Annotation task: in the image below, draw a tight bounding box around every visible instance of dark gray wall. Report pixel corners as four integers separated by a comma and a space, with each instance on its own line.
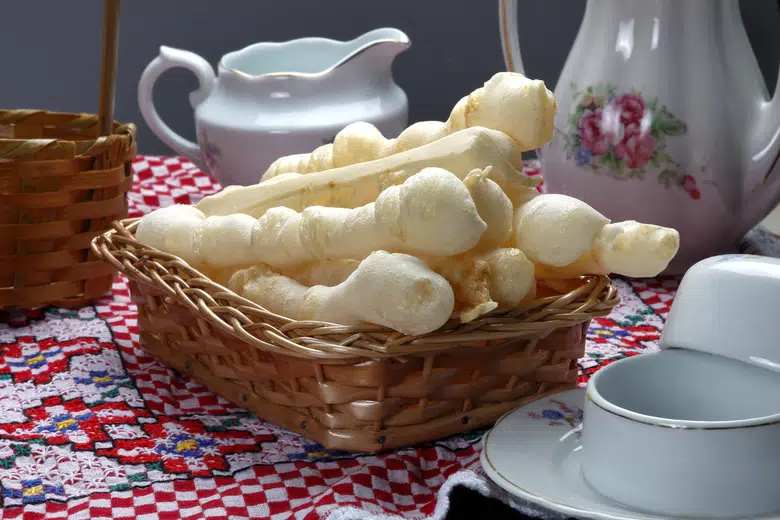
1, 0, 778, 155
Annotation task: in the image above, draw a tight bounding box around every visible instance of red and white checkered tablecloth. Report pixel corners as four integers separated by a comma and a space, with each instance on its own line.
0, 157, 774, 520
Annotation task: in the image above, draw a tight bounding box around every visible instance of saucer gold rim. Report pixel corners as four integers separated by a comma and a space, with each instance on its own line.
480, 389, 780, 520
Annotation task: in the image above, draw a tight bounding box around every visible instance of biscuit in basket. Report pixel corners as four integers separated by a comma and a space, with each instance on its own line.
139, 167, 488, 270
227, 250, 455, 336
262, 71, 556, 178
195, 127, 537, 217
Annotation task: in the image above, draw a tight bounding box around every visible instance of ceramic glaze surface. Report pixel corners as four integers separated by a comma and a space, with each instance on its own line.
482, 389, 685, 520
583, 350, 780, 518
482, 388, 780, 520
660, 254, 780, 371
138, 28, 410, 186
499, 0, 780, 273
591, 350, 780, 423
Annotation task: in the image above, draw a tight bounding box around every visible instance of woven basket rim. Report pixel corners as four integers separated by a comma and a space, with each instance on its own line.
0, 109, 136, 148
91, 217, 621, 361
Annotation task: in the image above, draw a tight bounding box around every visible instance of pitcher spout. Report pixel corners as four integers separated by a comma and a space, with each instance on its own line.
349, 27, 410, 57
218, 28, 409, 81
341, 27, 410, 74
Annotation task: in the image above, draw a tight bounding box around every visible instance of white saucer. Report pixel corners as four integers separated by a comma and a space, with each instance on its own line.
480, 388, 780, 520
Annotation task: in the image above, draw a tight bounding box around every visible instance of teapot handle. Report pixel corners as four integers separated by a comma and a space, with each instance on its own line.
498, 0, 526, 75
138, 46, 216, 171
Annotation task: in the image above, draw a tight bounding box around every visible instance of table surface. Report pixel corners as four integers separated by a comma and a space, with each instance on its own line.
0, 157, 770, 520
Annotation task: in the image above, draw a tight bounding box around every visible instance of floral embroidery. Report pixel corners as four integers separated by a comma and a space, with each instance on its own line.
561, 82, 701, 200
528, 399, 583, 431
287, 441, 351, 461
3, 477, 65, 504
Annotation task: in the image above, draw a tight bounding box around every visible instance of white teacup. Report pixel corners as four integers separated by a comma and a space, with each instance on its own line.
660, 254, 780, 372
581, 254, 780, 519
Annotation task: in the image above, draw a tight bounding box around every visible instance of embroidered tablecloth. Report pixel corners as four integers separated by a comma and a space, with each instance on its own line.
0, 157, 777, 520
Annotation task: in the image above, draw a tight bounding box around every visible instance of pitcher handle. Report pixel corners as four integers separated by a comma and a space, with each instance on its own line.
498, 0, 526, 75
138, 46, 216, 171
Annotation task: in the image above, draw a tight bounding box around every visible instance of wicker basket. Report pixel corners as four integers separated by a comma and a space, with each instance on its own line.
91, 218, 619, 452
0, 110, 137, 309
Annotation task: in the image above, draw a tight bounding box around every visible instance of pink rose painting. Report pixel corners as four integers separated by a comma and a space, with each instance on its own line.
613, 123, 656, 169
578, 109, 610, 156
562, 83, 700, 200
614, 93, 645, 125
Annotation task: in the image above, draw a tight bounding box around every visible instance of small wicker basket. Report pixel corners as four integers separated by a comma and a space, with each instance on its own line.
92, 218, 619, 452
0, 110, 137, 309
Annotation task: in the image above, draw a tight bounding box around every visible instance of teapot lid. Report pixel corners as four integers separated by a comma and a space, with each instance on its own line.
659, 254, 780, 373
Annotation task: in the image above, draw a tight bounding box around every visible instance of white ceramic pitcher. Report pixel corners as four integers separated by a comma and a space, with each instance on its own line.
138, 28, 410, 186
499, 0, 780, 273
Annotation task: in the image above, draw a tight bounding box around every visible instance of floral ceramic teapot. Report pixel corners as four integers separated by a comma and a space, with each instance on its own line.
499, 0, 780, 273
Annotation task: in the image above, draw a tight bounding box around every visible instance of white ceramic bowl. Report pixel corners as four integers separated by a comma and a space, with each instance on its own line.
583, 349, 780, 518
581, 254, 780, 519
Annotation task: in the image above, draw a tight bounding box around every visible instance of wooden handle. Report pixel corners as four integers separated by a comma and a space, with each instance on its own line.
98, 0, 121, 137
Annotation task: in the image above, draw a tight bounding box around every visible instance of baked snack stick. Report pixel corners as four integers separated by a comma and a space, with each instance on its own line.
288, 248, 536, 323
228, 250, 455, 336
513, 194, 680, 278
263, 71, 557, 178
195, 127, 538, 218
136, 168, 487, 270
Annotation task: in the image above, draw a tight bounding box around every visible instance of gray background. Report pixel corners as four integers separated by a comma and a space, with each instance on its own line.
1, 0, 778, 156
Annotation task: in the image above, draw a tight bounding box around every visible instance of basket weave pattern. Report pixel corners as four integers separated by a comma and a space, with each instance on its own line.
0, 110, 136, 309
92, 218, 620, 452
